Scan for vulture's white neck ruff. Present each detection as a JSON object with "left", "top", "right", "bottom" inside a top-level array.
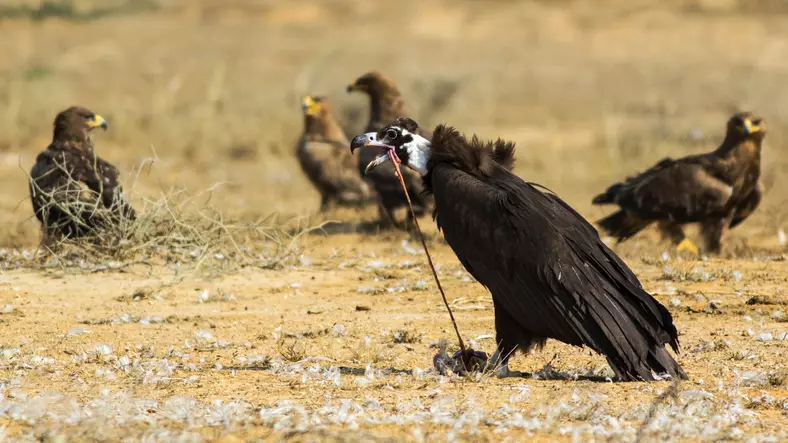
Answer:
[{"left": 400, "top": 130, "right": 431, "bottom": 176}]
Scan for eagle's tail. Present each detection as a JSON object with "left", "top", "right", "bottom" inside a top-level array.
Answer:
[
  {"left": 596, "top": 210, "right": 651, "bottom": 241},
  {"left": 591, "top": 184, "right": 623, "bottom": 205}
]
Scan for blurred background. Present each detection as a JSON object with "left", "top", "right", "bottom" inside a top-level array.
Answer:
[{"left": 0, "top": 0, "right": 785, "bottom": 249}]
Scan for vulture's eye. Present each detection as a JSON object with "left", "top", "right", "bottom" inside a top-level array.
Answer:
[
  {"left": 752, "top": 119, "right": 762, "bottom": 125},
  {"left": 385, "top": 129, "right": 398, "bottom": 140}
]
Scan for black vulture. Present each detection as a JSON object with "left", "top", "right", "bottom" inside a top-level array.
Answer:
[
  {"left": 347, "top": 71, "right": 433, "bottom": 230},
  {"left": 350, "top": 117, "right": 686, "bottom": 381},
  {"left": 592, "top": 112, "right": 765, "bottom": 255},
  {"left": 297, "top": 95, "right": 372, "bottom": 212},
  {"left": 29, "top": 106, "right": 135, "bottom": 242}
]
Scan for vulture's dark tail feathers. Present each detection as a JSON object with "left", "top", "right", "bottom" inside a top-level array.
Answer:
[
  {"left": 596, "top": 210, "right": 651, "bottom": 241},
  {"left": 606, "top": 346, "right": 687, "bottom": 382},
  {"left": 572, "top": 237, "right": 685, "bottom": 382},
  {"left": 591, "top": 288, "right": 685, "bottom": 382},
  {"left": 647, "top": 346, "right": 688, "bottom": 380}
]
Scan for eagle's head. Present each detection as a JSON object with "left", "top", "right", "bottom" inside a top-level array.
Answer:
[
  {"left": 350, "top": 117, "right": 432, "bottom": 176},
  {"left": 301, "top": 95, "right": 342, "bottom": 137},
  {"left": 346, "top": 71, "right": 396, "bottom": 96},
  {"left": 727, "top": 112, "right": 766, "bottom": 139},
  {"left": 53, "top": 106, "right": 108, "bottom": 141},
  {"left": 301, "top": 95, "right": 328, "bottom": 118}
]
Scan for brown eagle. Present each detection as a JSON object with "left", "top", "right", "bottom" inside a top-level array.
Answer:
[
  {"left": 592, "top": 112, "right": 765, "bottom": 255},
  {"left": 350, "top": 117, "right": 685, "bottom": 381},
  {"left": 346, "top": 71, "right": 433, "bottom": 229},
  {"left": 29, "top": 106, "right": 136, "bottom": 242},
  {"left": 297, "top": 95, "right": 372, "bottom": 212}
]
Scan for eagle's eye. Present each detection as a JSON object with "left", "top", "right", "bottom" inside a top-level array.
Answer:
[
  {"left": 385, "top": 129, "right": 398, "bottom": 141},
  {"left": 751, "top": 119, "right": 762, "bottom": 125}
]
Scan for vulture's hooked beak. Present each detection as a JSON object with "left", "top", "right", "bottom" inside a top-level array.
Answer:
[
  {"left": 88, "top": 114, "right": 108, "bottom": 130},
  {"left": 350, "top": 132, "right": 399, "bottom": 175},
  {"left": 346, "top": 83, "right": 357, "bottom": 93}
]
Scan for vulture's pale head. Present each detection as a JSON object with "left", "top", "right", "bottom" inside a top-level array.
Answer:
[
  {"left": 350, "top": 117, "right": 431, "bottom": 176},
  {"left": 53, "top": 106, "right": 108, "bottom": 141},
  {"left": 727, "top": 112, "right": 766, "bottom": 140}
]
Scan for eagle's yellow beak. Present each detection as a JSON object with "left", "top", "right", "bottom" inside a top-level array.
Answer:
[
  {"left": 301, "top": 96, "right": 322, "bottom": 116},
  {"left": 87, "top": 114, "right": 108, "bottom": 130},
  {"left": 743, "top": 118, "right": 762, "bottom": 134}
]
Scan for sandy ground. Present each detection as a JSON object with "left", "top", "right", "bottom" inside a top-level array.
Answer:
[
  {"left": 0, "top": 0, "right": 788, "bottom": 441},
  {"left": 0, "top": 228, "right": 787, "bottom": 441}
]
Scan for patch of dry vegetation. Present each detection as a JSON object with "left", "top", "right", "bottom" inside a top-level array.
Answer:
[{"left": 10, "top": 157, "right": 326, "bottom": 275}]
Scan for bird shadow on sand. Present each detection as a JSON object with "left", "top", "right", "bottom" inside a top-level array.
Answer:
[
  {"left": 293, "top": 220, "right": 439, "bottom": 241},
  {"left": 221, "top": 364, "right": 414, "bottom": 376},
  {"left": 498, "top": 371, "right": 618, "bottom": 382},
  {"left": 221, "top": 363, "right": 625, "bottom": 383}
]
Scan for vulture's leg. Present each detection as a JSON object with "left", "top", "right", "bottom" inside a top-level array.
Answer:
[
  {"left": 700, "top": 215, "right": 732, "bottom": 254},
  {"left": 486, "top": 300, "right": 542, "bottom": 378},
  {"left": 660, "top": 221, "right": 699, "bottom": 256}
]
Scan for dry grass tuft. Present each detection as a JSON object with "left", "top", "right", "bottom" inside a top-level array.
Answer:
[
  {"left": 276, "top": 337, "right": 307, "bottom": 363},
  {"left": 20, "top": 159, "right": 326, "bottom": 274},
  {"left": 389, "top": 329, "right": 422, "bottom": 344},
  {"left": 351, "top": 337, "right": 386, "bottom": 365}
]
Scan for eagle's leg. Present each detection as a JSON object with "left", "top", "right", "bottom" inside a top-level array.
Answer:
[
  {"left": 337, "top": 191, "right": 362, "bottom": 208},
  {"left": 659, "top": 221, "right": 699, "bottom": 255},
  {"left": 319, "top": 194, "right": 331, "bottom": 213},
  {"left": 701, "top": 215, "right": 732, "bottom": 254},
  {"left": 377, "top": 202, "right": 399, "bottom": 230},
  {"left": 404, "top": 204, "right": 427, "bottom": 233},
  {"left": 658, "top": 221, "right": 685, "bottom": 244}
]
